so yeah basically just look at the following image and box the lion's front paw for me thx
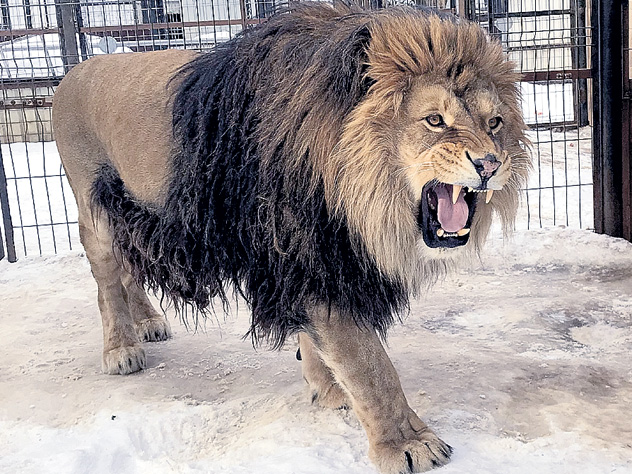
[370,429,452,474]
[135,317,172,342]
[102,344,146,375]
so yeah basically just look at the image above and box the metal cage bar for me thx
[592,0,624,238]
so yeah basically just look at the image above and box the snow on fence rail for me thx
[0,0,596,260]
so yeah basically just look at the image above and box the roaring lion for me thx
[53,3,529,472]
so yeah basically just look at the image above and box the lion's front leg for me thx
[308,305,452,474]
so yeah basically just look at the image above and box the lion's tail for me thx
[90,162,213,312]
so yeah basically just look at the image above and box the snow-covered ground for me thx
[1,226,631,473]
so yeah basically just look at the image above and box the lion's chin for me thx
[417,182,479,249]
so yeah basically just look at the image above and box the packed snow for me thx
[1,226,631,473]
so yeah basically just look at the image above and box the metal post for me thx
[74,2,89,61]
[23,0,33,29]
[55,0,80,73]
[572,0,589,127]
[239,0,247,30]
[622,0,631,241]
[0,224,5,261]
[457,0,467,17]
[592,0,623,238]
[486,0,494,36]
[0,146,16,262]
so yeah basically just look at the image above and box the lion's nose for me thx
[472,153,501,179]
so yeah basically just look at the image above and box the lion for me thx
[52,3,529,473]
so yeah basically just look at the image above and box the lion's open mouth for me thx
[418,183,485,248]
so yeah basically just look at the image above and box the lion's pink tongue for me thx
[435,185,468,233]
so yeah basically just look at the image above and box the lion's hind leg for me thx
[121,273,172,343]
[79,215,146,375]
[298,333,349,409]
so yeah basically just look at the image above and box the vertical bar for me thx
[623,0,631,241]
[573,0,589,127]
[457,0,467,18]
[74,2,89,61]
[239,0,247,30]
[0,146,16,262]
[623,98,631,240]
[592,0,603,232]
[23,0,33,29]
[592,0,623,237]
[625,2,631,94]
[486,0,493,36]
[0,223,4,261]
[55,0,80,73]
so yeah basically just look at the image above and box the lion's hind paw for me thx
[136,317,172,342]
[310,381,349,410]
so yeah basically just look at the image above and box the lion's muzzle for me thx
[467,152,502,189]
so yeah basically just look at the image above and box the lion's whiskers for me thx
[394,162,436,177]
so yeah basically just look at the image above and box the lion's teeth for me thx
[437,228,445,237]
[452,185,462,204]
[485,189,493,203]
[457,228,470,237]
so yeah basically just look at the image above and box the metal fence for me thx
[0,0,604,261]
[467,0,594,231]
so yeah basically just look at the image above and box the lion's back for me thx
[53,49,199,203]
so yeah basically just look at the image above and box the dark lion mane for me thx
[91,2,513,347]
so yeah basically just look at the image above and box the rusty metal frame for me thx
[0,98,53,109]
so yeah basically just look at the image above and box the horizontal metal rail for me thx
[521,69,592,82]
[474,9,574,21]
[0,98,54,108]
[0,78,63,90]
[0,18,264,40]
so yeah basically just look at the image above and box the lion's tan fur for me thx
[54,49,198,207]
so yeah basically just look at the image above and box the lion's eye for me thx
[425,114,445,128]
[488,116,503,131]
